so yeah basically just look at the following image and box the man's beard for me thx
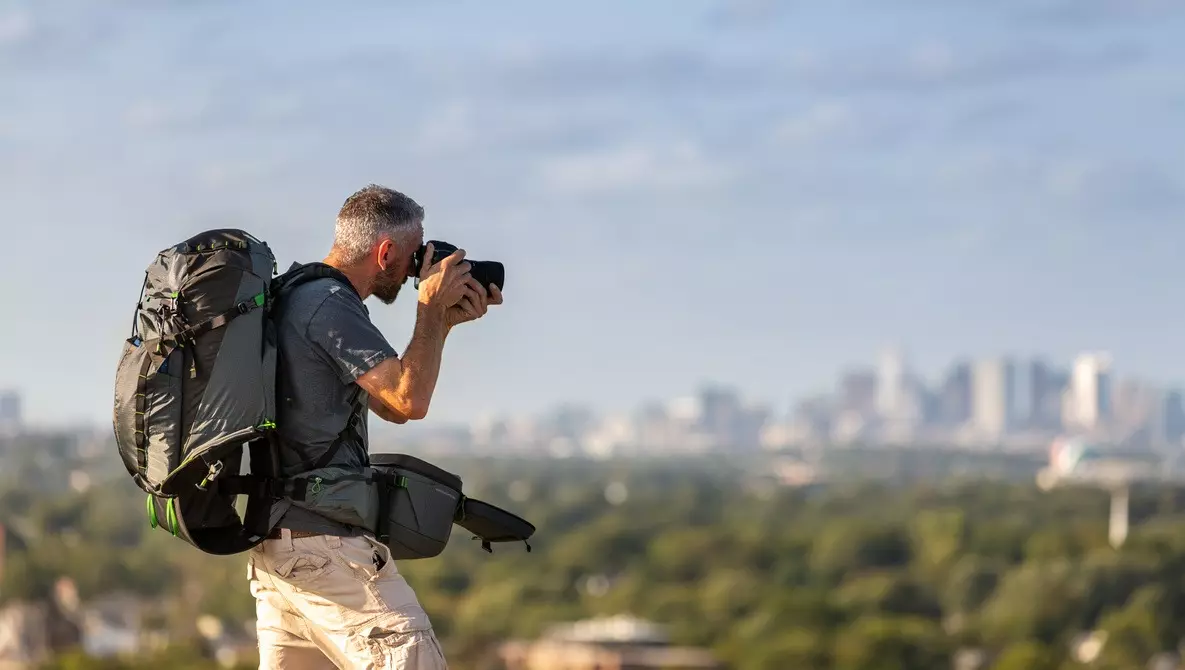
[373,267,406,305]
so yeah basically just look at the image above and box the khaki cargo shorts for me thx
[247,529,448,670]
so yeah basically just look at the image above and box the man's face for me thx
[372,228,424,305]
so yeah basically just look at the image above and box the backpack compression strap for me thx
[161,293,266,349]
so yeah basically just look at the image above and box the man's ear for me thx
[376,239,395,271]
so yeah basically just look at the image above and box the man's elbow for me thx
[388,396,429,421]
[404,401,430,421]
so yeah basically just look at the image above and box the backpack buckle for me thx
[196,461,225,491]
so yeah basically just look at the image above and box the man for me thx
[246,184,500,669]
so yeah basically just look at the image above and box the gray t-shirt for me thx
[271,271,398,535]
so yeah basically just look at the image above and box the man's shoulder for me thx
[281,276,367,322]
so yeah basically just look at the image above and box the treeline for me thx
[5,447,1185,669]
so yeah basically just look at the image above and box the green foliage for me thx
[991,640,1059,670]
[5,448,1185,670]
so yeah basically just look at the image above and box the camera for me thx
[411,240,505,292]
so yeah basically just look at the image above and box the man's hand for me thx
[416,243,472,314]
[446,281,502,329]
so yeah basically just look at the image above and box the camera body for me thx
[412,240,505,292]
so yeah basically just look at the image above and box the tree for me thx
[991,640,1058,670]
[832,616,951,670]
[910,508,966,574]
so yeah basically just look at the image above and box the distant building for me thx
[972,358,1014,439]
[195,615,257,669]
[1009,358,1034,428]
[1160,390,1185,447]
[1064,353,1112,432]
[0,392,20,435]
[791,395,834,444]
[1110,379,1164,446]
[498,615,721,670]
[837,369,877,418]
[935,361,972,427]
[1031,361,1068,430]
[0,601,81,668]
[875,348,924,443]
[876,346,907,419]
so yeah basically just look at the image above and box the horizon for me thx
[0,342,1170,436]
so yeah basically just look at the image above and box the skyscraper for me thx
[876,347,907,419]
[0,391,20,434]
[876,347,922,442]
[936,361,972,426]
[973,358,1014,438]
[1009,358,1034,429]
[837,369,877,417]
[1065,353,1112,432]
[1161,390,1185,447]
[1031,361,1069,430]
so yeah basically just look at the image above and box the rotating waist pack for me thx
[112,228,534,558]
[281,454,535,558]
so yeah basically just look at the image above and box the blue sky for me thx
[2,0,1184,427]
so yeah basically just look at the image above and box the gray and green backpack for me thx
[113,229,534,557]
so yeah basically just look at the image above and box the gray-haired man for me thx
[247,184,500,669]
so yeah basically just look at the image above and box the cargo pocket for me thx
[355,620,446,669]
[272,553,333,586]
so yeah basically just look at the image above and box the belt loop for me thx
[280,528,294,552]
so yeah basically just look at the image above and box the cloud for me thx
[706,0,792,26]
[412,101,479,155]
[775,102,854,146]
[937,148,1185,214]
[535,141,736,196]
[402,95,653,161]
[772,101,915,149]
[0,9,33,47]
[952,98,1028,131]
[877,0,1185,25]
[1043,159,1185,211]
[435,39,1144,107]
[1010,0,1185,24]
[789,41,1144,94]
[0,4,116,69]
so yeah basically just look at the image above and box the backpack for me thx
[113,228,535,557]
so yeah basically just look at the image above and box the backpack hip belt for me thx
[214,454,535,559]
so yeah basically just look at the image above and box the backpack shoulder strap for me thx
[270,261,369,472]
[304,385,366,472]
[271,262,361,303]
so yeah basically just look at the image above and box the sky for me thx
[2,0,1185,428]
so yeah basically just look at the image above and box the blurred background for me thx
[3,1,1185,668]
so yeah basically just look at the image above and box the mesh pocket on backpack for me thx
[113,337,183,492]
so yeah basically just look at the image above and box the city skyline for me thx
[8,342,1183,459]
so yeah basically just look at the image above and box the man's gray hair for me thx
[333,184,424,264]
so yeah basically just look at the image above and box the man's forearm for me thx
[369,395,408,424]
[390,304,448,419]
